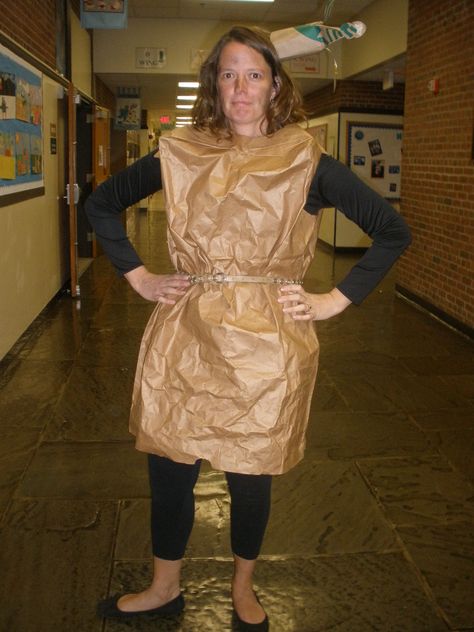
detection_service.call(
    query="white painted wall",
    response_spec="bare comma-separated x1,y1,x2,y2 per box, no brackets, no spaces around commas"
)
71,10,92,96
93,17,341,79
341,0,408,78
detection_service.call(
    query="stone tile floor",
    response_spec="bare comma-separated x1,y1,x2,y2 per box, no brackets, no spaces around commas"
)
0,199,473,631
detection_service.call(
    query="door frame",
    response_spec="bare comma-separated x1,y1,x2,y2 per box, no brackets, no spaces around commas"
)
67,81,79,298
91,104,111,257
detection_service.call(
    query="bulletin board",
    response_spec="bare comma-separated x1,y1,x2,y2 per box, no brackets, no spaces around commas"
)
0,42,44,205
346,122,402,200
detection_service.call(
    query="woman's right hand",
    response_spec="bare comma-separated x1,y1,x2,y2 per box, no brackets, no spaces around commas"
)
124,266,191,304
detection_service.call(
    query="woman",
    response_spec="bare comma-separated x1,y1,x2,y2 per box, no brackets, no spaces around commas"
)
87,26,410,631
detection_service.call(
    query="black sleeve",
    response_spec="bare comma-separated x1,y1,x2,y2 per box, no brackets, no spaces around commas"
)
305,154,411,304
84,149,163,275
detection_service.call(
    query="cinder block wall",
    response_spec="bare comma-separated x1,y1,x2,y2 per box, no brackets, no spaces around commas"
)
397,0,474,330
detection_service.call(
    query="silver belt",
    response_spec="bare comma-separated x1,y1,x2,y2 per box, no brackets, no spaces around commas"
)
188,273,303,285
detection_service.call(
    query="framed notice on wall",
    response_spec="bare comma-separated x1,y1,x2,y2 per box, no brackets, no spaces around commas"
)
0,42,44,206
347,122,402,200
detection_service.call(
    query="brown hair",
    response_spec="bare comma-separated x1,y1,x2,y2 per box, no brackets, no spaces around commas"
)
192,26,307,137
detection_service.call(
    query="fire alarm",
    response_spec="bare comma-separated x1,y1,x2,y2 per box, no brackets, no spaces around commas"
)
428,78,439,95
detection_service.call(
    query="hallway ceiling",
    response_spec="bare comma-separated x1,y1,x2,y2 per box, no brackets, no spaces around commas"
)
127,0,374,24
95,0,405,118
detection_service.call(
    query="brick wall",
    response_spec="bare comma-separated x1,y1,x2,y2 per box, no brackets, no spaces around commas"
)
304,80,405,117
0,0,56,68
397,0,474,330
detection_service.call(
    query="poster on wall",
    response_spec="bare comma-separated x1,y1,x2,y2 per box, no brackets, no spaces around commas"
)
289,54,321,74
0,43,43,205
347,122,402,199
115,97,141,130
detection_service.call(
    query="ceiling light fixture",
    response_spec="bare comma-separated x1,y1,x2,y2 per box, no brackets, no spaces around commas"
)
178,81,200,88
176,116,193,120
177,95,197,101
176,104,194,109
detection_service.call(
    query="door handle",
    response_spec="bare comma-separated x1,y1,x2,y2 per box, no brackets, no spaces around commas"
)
64,183,81,205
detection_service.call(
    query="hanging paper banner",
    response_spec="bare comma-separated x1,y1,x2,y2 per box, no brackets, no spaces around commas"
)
80,0,128,30
271,21,366,61
115,97,140,130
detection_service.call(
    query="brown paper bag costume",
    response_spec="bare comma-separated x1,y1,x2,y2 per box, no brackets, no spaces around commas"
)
130,124,323,475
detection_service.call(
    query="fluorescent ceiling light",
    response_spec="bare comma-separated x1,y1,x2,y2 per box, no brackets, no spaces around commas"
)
176,116,193,120
176,121,192,125
177,95,197,101
178,81,200,88
176,104,194,109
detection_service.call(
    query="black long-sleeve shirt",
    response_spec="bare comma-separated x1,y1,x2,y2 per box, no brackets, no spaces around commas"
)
85,150,411,304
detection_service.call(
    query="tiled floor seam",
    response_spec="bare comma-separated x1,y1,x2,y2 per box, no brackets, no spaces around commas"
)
0,359,83,525
392,528,453,631
0,428,62,529
355,460,462,631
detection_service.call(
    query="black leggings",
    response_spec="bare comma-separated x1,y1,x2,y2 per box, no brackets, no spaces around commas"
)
148,455,272,560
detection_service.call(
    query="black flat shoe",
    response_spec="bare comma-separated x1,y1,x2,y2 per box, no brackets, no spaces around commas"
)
97,592,185,619
232,610,269,631
232,594,269,631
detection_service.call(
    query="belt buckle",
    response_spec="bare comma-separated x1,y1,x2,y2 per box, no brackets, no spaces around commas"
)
211,272,226,283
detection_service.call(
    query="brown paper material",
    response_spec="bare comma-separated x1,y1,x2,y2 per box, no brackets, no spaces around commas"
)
129,125,322,474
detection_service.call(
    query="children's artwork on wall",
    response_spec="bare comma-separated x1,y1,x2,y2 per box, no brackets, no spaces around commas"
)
30,135,42,174
0,72,16,120
30,85,42,126
0,130,15,179
347,122,402,199
15,132,30,176
15,78,31,123
0,43,43,205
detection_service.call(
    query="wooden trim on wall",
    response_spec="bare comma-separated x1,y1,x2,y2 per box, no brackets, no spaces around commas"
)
0,187,45,207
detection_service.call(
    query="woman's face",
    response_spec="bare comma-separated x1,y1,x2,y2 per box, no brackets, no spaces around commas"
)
217,41,277,137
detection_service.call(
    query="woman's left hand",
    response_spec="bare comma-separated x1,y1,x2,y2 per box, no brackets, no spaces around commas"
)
277,285,352,321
